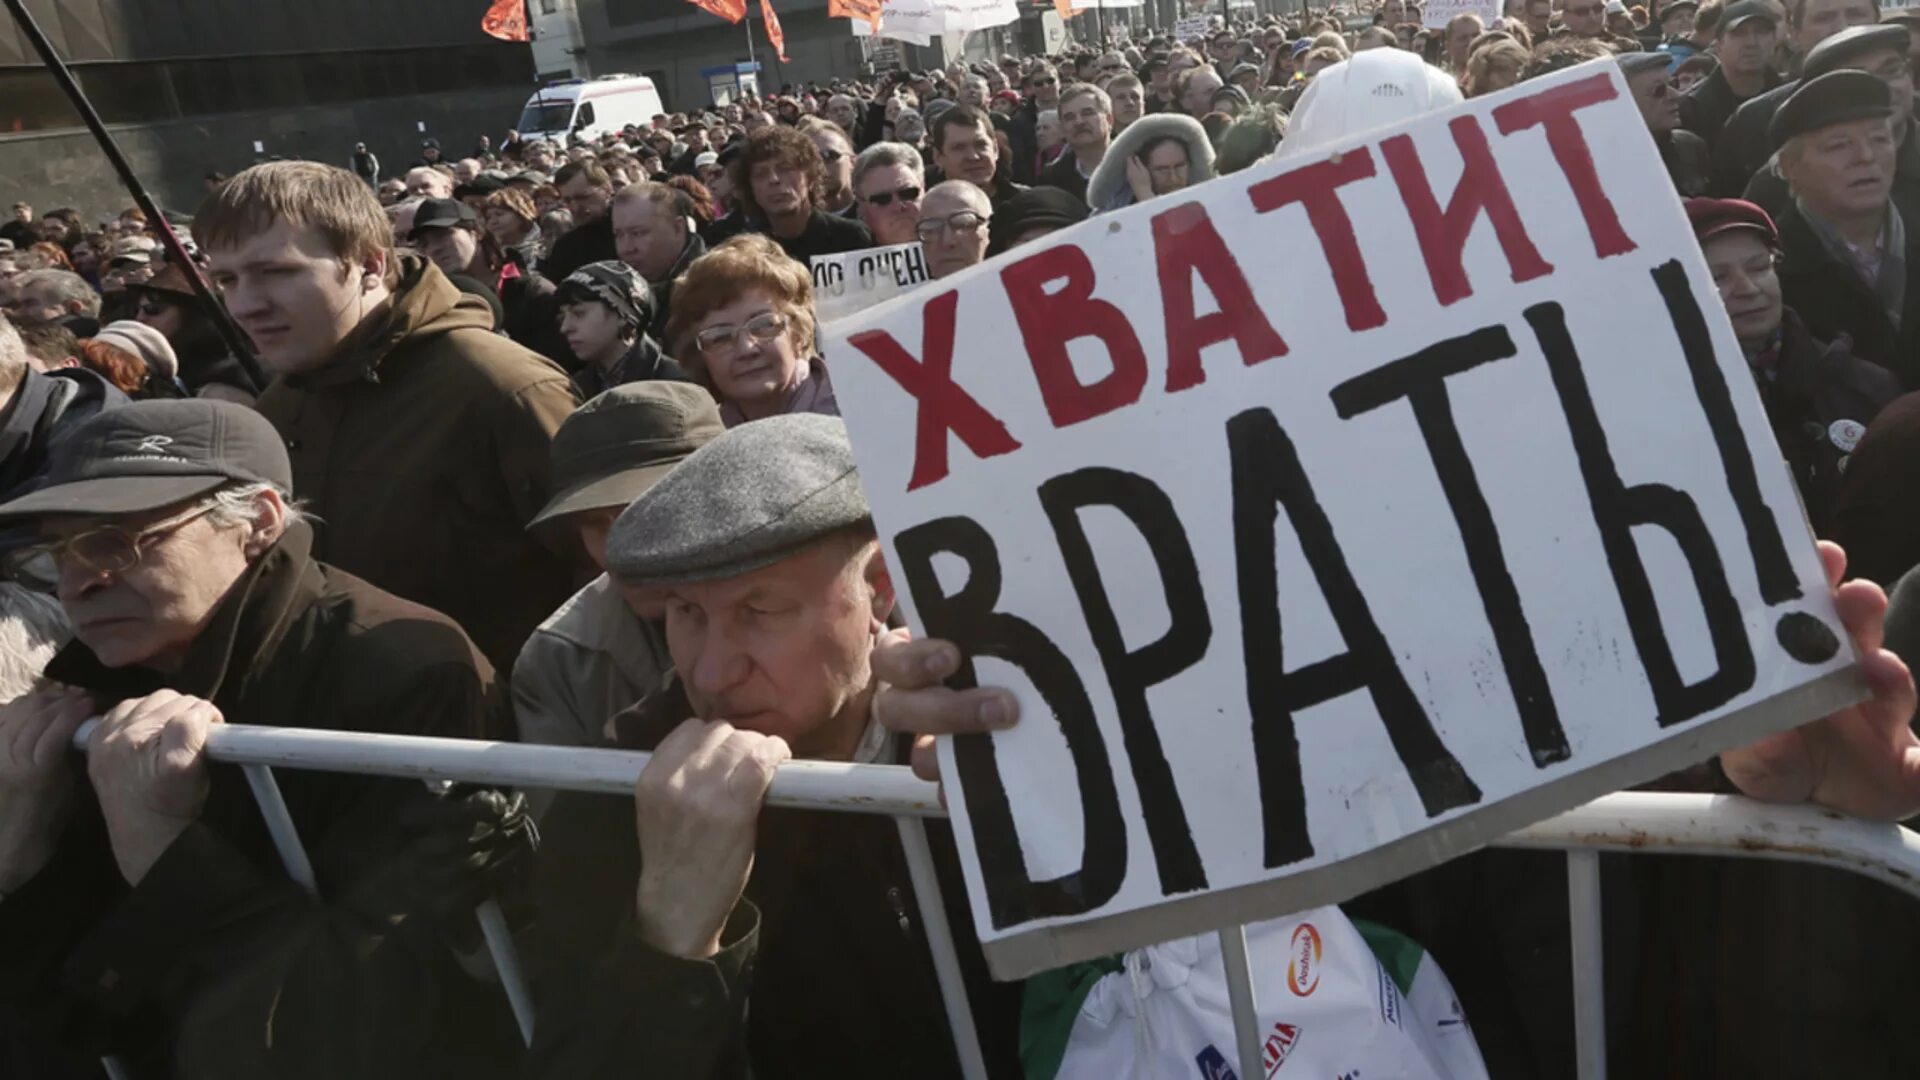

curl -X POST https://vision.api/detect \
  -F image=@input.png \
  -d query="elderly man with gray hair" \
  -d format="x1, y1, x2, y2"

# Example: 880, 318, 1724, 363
0, 399, 534, 1076
851, 141, 927, 247
524, 414, 1021, 1078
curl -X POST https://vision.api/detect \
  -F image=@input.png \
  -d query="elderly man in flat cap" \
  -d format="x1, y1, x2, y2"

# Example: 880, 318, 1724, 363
1770, 69, 1920, 381
1743, 24, 1920, 221
524, 414, 1020, 1079
0, 399, 531, 1077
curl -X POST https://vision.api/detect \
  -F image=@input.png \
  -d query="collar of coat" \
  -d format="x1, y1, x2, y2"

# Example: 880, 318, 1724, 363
283, 252, 499, 392
46, 521, 325, 708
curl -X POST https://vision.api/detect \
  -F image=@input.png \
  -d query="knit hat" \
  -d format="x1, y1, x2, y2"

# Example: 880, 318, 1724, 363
556, 260, 656, 332
91, 320, 179, 381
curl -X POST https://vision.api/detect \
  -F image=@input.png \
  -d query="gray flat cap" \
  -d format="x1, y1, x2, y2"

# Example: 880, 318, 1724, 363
605, 413, 871, 587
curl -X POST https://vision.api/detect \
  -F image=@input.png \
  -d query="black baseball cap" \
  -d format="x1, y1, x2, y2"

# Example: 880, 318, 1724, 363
531, 382, 724, 528
0, 400, 292, 522
454, 174, 508, 199
410, 197, 476, 238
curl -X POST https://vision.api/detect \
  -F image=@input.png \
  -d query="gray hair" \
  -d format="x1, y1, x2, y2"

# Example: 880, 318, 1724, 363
203, 480, 308, 533
0, 582, 68, 706
14, 269, 100, 319
852, 142, 926, 192
1060, 83, 1113, 116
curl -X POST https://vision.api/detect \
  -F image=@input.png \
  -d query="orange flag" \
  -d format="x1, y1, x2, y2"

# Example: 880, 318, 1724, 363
1052, 0, 1083, 20
760, 0, 790, 61
482, 0, 531, 40
829, 0, 883, 26
689, 0, 749, 23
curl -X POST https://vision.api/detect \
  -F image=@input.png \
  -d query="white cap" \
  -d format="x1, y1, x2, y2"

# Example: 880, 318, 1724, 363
91, 320, 179, 382
694, 150, 720, 168
1276, 50, 1464, 162
1606, 0, 1628, 13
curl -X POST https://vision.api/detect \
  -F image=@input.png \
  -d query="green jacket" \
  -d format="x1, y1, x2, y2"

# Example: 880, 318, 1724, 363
255, 254, 580, 675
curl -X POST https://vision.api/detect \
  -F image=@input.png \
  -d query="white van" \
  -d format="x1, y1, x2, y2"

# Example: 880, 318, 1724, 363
517, 75, 665, 143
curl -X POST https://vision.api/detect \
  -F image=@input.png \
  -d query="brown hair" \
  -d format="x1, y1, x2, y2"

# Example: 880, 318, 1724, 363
484, 186, 538, 224
664, 234, 816, 369
1464, 36, 1531, 94
76, 338, 147, 395
728, 127, 826, 220
192, 161, 390, 264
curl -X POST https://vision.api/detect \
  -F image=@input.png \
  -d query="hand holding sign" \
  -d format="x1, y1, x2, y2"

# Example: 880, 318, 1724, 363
1722, 542, 1920, 821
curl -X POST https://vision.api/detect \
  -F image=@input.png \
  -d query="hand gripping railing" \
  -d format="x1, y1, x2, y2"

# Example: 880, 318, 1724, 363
73, 722, 1920, 1080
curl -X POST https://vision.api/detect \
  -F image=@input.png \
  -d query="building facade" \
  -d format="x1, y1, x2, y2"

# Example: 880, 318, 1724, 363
0, 0, 536, 217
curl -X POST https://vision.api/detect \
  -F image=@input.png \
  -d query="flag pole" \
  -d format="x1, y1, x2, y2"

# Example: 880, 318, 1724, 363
1, 0, 266, 390
746, 14, 758, 68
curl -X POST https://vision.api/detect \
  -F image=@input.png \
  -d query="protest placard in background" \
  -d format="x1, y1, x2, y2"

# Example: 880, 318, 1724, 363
821, 60, 1864, 979
1174, 15, 1211, 39
811, 242, 930, 323
1423, 0, 1501, 28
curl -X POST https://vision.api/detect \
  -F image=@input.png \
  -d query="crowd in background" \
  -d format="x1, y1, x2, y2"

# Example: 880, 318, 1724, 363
1, 1, 1920, 1077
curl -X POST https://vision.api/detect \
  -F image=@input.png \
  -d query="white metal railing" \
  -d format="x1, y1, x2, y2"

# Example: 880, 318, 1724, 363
70, 722, 1920, 1080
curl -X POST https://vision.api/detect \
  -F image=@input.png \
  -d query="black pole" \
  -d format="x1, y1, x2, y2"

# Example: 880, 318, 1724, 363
2, 0, 266, 390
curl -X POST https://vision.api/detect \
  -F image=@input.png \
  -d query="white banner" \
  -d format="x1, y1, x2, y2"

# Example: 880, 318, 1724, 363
811, 242, 931, 324
1173, 15, 1211, 38
821, 60, 1861, 979
1424, 0, 1502, 28
875, 0, 1019, 37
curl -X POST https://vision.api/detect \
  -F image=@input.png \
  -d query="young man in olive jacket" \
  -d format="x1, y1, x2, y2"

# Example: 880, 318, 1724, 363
0, 400, 533, 1078
195, 162, 581, 675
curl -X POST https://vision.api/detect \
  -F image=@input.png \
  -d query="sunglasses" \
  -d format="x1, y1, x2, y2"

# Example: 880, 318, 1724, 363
1030, 76, 1057, 86
863, 185, 922, 207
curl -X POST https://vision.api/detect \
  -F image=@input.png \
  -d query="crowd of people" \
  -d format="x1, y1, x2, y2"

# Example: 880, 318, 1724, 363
1, 0, 1919, 1075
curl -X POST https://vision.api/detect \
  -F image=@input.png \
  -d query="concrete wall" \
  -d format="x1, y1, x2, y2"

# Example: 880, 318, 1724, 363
0, 85, 531, 221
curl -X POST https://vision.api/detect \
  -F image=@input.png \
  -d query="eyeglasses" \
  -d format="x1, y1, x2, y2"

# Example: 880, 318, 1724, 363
6, 501, 217, 580
137, 300, 172, 318
862, 185, 923, 207
1030, 76, 1057, 87
694, 310, 789, 355
915, 210, 988, 240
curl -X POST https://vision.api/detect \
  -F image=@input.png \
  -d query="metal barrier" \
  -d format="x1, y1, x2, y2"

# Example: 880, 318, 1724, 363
72, 722, 1920, 1080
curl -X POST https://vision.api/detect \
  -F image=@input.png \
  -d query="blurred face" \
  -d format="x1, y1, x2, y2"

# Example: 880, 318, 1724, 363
1564, 0, 1606, 34
134, 293, 186, 338
1703, 230, 1783, 347
37, 218, 67, 244
51, 500, 256, 671
69, 242, 98, 277
1781, 117, 1897, 218
1662, 7, 1697, 35
962, 77, 991, 109
827, 96, 860, 133
560, 173, 612, 219
453, 159, 480, 183
895, 112, 926, 143
1795, 0, 1877, 53
416, 225, 480, 279
558, 299, 630, 365
208, 219, 384, 376
1182, 68, 1223, 116
745, 110, 774, 132
1061, 92, 1112, 152
855, 162, 924, 246
750, 159, 810, 216
1036, 112, 1062, 151
1448, 19, 1480, 58
406, 168, 452, 200
485, 204, 532, 245
4, 280, 73, 326
1526, 0, 1552, 31
1844, 47, 1917, 120
934, 119, 998, 186
613, 196, 689, 281
659, 537, 889, 759
809, 129, 854, 200
917, 187, 991, 280
571, 507, 622, 573
1027, 68, 1060, 106
1720, 18, 1779, 77
1112, 82, 1146, 127
1305, 52, 1342, 77
528, 144, 558, 170
692, 287, 807, 408
1629, 68, 1682, 132
1146, 139, 1191, 194
378, 179, 406, 205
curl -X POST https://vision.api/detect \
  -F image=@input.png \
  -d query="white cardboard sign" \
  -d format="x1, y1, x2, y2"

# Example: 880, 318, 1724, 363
811, 242, 931, 324
1423, 0, 1501, 28
821, 61, 1864, 980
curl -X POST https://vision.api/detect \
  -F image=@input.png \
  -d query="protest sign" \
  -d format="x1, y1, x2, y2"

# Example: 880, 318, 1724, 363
1174, 15, 1211, 39
1423, 0, 1501, 27
811, 243, 930, 323
821, 60, 1864, 979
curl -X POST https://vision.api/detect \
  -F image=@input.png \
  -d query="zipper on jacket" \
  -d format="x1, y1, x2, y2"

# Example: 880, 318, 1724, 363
886, 886, 912, 937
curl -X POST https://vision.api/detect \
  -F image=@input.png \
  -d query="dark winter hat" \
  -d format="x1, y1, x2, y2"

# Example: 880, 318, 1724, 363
0, 400, 291, 522
409, 197, 477, 238
1720, 0, 1777, 33
988, 186, 1091, 255
556, 260, 655, 331
531, 382, 724, 529
1801, 24, 1909, 82
1617, 50, 1673, 77
1769, 69, 1894, 149
605, 414, 871, 587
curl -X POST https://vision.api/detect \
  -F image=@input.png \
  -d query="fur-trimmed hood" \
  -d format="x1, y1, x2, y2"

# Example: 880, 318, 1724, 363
1086, 113, 1217, 210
